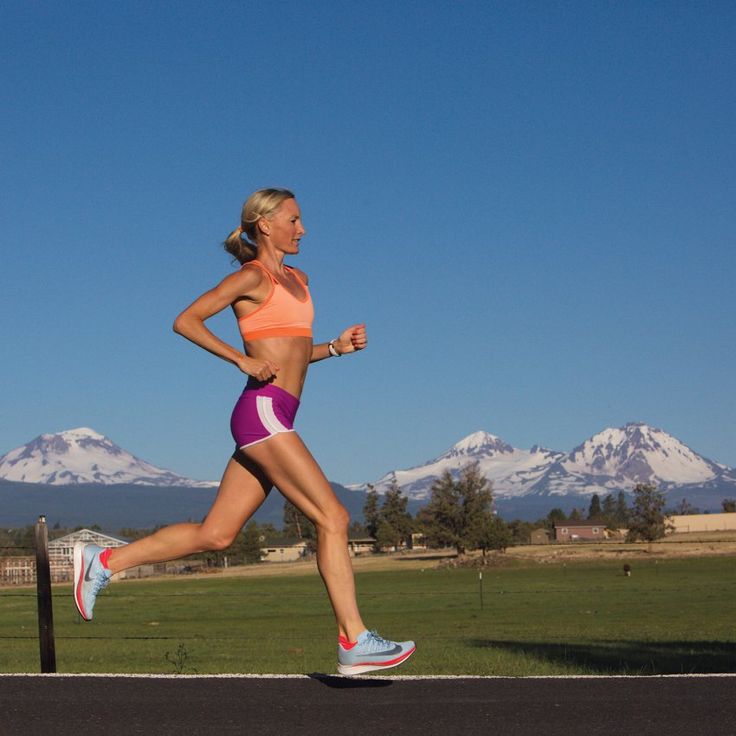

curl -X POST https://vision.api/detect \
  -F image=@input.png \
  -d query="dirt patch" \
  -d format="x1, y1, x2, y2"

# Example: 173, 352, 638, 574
437, 554, 516, 570
505, 536, 736, 564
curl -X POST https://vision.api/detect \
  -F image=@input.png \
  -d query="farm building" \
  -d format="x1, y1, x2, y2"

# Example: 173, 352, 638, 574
259, 538, 309, 562
553, 520, 606, 542
48, 529, 128, 581
0, 556, 36, 585
530, 528, 551, 545
348, 537, 376, 556
667, 512, 736, 534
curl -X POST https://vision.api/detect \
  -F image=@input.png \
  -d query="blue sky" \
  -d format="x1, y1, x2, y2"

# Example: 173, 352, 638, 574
1, 1, 734, 485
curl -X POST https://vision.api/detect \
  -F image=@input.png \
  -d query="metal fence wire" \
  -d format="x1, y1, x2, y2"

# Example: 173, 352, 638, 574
2, 520, 735, 671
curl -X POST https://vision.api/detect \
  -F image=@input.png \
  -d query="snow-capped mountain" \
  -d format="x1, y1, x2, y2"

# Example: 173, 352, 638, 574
532, 423, 730, 497
350, 423, 736, 503
0, 428, 216, 487
348, 430, 564, 500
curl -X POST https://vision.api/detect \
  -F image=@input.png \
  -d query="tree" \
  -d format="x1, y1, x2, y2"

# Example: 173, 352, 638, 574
349, 519, 367, 536
626, 483, 671, 542
602, 494, 616, 526
569, 508, 582, 521
240, 522, 264, 564
477, 516, 513, 554
722, 499, 736, 513
283, 500, 314, 541
0, 525, 35, 556
375, 520, 400, 551
421, 471, 461, 552
587, 494, 602, 519
545, 508, 567, 532
363, 485, 380, 539
672, 498, 699, 516
422, 463, 493, 555
257, 523, 279, 540
376, 480, 413, 550
614, 491, 630, 527
507, 519, 535, 545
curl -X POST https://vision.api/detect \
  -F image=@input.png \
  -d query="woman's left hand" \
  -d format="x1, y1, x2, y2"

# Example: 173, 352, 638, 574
334, 323, 367, 355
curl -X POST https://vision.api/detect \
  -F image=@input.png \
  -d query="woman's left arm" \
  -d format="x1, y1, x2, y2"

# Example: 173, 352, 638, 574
310, 323, 367, 363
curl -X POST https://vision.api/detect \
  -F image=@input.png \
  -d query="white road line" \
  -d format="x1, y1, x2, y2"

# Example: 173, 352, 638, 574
2, 672, 735, 680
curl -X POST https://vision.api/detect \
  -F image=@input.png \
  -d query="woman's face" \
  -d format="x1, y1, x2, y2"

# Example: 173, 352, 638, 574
263, 198, 305, 254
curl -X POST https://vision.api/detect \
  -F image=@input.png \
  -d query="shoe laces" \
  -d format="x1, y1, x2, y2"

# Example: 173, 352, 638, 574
91, 570, 111, 596
364, 630, 392, 651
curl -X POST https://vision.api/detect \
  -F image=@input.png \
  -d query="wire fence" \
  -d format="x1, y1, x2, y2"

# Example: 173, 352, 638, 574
2, 521, 735, 672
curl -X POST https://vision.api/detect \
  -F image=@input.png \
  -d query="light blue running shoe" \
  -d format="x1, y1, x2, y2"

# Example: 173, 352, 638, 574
337, 630, 416, 675
73, 543, 112, 621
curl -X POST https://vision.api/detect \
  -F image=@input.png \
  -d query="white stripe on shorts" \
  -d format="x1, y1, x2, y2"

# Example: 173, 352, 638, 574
256, 395, 290, 435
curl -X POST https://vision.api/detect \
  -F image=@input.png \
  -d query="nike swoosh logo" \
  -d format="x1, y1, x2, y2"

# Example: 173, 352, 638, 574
357, 645, 403, 658
84, 564, 95, 582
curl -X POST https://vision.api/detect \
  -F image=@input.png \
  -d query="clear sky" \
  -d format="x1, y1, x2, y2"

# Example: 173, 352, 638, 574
2, 1, 734, 486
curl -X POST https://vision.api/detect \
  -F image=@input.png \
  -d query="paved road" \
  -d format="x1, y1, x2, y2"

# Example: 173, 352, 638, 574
2, 674, 735, 736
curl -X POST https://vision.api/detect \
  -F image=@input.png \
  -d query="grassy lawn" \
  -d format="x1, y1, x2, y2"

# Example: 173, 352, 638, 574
1, 555, 734, 675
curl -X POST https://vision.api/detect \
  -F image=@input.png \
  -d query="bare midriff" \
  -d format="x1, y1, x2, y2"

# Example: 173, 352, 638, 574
243, 335, 312, 399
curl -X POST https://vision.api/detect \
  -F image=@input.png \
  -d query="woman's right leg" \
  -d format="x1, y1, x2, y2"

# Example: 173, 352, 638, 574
106, 452, 272, 574
240, 431, 365, 641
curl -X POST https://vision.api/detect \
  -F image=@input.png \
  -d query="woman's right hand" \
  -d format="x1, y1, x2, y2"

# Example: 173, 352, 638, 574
237, 356, 280, 382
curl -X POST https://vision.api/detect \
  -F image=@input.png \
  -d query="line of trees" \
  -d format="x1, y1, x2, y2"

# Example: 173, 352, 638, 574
361, 465, 512, 554
6, 472, 733, 564
360, 473, 736, 552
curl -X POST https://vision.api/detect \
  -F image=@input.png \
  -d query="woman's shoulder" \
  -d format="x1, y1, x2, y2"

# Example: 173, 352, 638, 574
288, 265, 309, 285
220, 261, 270, 295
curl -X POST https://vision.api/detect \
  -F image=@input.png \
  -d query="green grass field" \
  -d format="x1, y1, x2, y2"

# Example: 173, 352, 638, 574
1, 555, 734, 675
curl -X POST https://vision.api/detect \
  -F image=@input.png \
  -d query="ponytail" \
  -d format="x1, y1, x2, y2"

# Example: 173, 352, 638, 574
223, 226, 258, 265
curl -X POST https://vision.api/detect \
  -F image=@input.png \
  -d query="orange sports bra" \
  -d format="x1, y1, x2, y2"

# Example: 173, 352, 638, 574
237, 260, 314, 341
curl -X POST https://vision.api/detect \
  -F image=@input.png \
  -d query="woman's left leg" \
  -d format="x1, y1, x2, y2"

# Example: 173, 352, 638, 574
73, 452, 272, 621
107, 452, 272, 573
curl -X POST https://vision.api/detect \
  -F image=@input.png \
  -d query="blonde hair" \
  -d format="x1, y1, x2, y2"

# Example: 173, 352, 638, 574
223, 188, 296, 264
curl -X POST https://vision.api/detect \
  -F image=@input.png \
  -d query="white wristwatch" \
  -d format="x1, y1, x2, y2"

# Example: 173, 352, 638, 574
328, 340, 341, 357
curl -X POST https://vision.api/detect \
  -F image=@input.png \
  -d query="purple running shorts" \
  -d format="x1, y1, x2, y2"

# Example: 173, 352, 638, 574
230, 383, 300, 449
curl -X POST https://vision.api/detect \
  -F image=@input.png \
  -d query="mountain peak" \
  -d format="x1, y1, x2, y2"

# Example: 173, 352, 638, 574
563, 423, 720, 485
455, 430, 503, 449
439, 431, 514, 460
55, 427, 106, 440
0, 428, 216, 487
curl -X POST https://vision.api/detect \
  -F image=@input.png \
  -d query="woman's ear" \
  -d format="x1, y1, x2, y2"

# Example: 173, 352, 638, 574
257, 217, 270, 236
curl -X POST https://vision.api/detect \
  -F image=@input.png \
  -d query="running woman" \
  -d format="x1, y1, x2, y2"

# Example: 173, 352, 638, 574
73, 188, 415, 675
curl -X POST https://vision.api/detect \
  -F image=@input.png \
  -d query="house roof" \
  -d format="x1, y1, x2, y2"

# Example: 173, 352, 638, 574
260, 537, 307, 548
48, 528, 129, 545
553, 519, 607, 528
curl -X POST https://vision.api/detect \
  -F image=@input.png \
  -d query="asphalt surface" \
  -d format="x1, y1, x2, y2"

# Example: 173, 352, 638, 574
2, 674, 735, 736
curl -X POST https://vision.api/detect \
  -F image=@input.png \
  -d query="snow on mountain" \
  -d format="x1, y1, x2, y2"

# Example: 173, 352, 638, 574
0, 428, 217, 487
529, 423, 726, 497
348, 430, 564, 500
350, 423, 736, 502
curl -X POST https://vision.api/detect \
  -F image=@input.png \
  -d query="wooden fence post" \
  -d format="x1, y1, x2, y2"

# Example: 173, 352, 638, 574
34, 515, 56, 673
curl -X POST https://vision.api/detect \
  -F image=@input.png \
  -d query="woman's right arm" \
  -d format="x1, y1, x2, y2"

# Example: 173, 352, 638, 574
172, 268, 279, 382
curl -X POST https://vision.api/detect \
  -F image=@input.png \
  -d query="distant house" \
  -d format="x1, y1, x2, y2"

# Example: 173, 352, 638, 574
348, 537, 376, 556
0, 556, 36, 585
408, 533, 428, 551
260, 538, 309, 563
554, 520, 606, 542
530, 528, 551, 545
48, 529, 129, 581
